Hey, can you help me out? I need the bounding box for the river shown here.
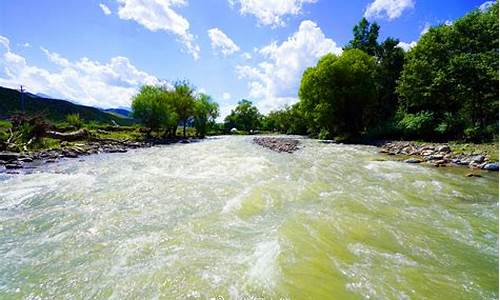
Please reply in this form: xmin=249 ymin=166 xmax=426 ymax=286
xmin=0 ymin=136 xmax=498 ymax=299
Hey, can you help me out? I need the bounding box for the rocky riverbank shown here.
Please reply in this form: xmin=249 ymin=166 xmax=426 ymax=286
xmin=253 ymin=137 xmax=300 ymax=153
xmin=0 ymin=138 xmax=194 ymax=173
xmin=379 ymin=141 xmax=499 ymax=171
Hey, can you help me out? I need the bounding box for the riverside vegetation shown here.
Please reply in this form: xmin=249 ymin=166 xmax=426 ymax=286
xmin=0 ymin=3 xmax=498 ymax=173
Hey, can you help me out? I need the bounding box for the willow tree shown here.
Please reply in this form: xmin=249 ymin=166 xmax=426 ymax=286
xmin=193 ymin=93 xmax=219 ymax=137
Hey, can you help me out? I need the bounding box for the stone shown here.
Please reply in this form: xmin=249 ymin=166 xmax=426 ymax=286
xmin=19 ymin=157 xmax=33 ymax=163
xmin=0 ymin=152 xmax=20 ymax=161
xmin=404 ymin=158 xmax=422 ymax=164
xmin=437 ymin=145 xmax=451 ymax=153
xmin=430 ymin=154 xmax=444 ymax=160
xmin=482 ymin=162 xmax=499 ymax=171
xmin=471 ymin=155 xmax=485 ymax=163
xmin=62 ymin=150 xmax=78 ymax=158
xmin=5 ymin=163 xmax=22 ymax=169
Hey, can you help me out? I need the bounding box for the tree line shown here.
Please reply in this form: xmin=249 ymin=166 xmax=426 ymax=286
xmin=132 ymin=81 xmax=219 ymax=138
xmin=240 ymin=3 xmax=497 ymax=142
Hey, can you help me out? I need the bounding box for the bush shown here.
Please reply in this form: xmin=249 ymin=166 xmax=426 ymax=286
xmin=66 ymin=113 xmax=83 ymax=129
xmin=397 ymin=111 xmax=436 ymax=138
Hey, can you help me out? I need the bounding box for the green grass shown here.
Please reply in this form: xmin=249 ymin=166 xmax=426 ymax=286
xmin=410 ymin=140 xmax=499 ymax=161
xmin=449 ymin=142 xmax=499 ymax=161
xmin=0 ymin=120 xmax=12 ymax=129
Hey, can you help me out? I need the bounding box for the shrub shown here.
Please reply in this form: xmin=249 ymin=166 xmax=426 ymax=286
xmin=66 ymin=113 xmax=82 ymax=129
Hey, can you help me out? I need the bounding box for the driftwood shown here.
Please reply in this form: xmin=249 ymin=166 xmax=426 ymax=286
xmin=45 ymin=128 xmax=90 ymax=141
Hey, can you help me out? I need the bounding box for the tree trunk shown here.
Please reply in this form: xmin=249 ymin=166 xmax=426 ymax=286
xmin=45 ymin=129 xmax=90 ymax=141
xmin=183 ymin=121 xmax=187 ymax=139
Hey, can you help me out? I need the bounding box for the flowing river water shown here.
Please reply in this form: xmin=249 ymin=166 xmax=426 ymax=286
xmin=0 ymin=136 xmax=498 ymax=299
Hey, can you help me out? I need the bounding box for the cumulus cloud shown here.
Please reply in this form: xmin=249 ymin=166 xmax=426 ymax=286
xmin=116 ymin=0 xmax=200 ymax=60
xmin=236 ymin=20 xmax=341 ymax=113
xmin=241 ymin=52 xmax=252 ymax=60
xmin=229 ymin=0 xmax=317 ymax=27
xmin=397 ymin=41 xmax=416 ymax=51
xmin=364 ymin=0 xmax=415 ymax=20
xmin=99 ymin=3 xmax=112 ymax=15
xmin=207 ymin=28 xmax=240 ymax=56
xmin=222 ymin=92 xmax=231 ymax=100
xmin=479 ymin=1 xmax=495 ymax=11
xmin=0 ymin=35 xmax=158 ymax=108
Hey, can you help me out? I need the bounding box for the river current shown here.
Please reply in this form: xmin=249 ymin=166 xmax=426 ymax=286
xmin=0 ymin=136 xmax=498 ymax=299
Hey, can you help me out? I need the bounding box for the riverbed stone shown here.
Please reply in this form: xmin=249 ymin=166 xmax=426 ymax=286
xmin=438 ymin=145 xmax=451 ymax=153
xmin=471 ymin=155 xmax=485 ymax=163
xmin=404 ymin=158 xmax=422 ymax=163
xmin=0 ymin=152 xmax=21 ymax=161
xmin=482 ymin=162 xmax=499 ymax=171
xmin=5 ymin=163 xmax=23 ymax=169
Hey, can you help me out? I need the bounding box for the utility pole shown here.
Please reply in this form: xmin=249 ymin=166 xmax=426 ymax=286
xmin=19 ymin=85 xmax=25 ymax=113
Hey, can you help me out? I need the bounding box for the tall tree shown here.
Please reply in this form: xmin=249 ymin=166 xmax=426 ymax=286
xmin=170 ymin=81 xmax=196 ymax=139
xmin=397 ymin=2 xmax=498 ymax=140
xmin=132 ymin=85 xmax=173 ymax=136
xmin=345 ymin=17 xmax=380 ymax=56
xmin=224 ymin=100 xmax=262 ymax=132
xmin=193 ymin=93 xmax=219 ymax=137
xmin=299 ymin=49 xmax=377 ymax=139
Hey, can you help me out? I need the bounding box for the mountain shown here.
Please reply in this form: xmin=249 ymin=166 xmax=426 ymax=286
xmin=104 ymin=108 xmax=132 ymax=118
xmin=0 ymin=86 xmax=135 ymax=125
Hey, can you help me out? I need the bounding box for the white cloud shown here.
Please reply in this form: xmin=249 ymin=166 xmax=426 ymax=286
xmin=116 ymin=0 xmax=200 ymax=60
xmin=364 ymin=0 xmax=415 ymax=20
xmin=420 ymin=22 xmax=431 ymax=36
xmin=0 ymin=35 xmax=158 ymax=108
xmin=99 ymin=3 xmax=112 ymax=15
xmin=217 ymin=103 xmax=236 ymax=122
xmin=229 ymin=0 xmax=317 ymax=27
xmin=236 ymin=20 xmax=341 ymax=113
xmin=241 ymin=52 xmax=252 ymax=60
xmin=207 ymin=28 xmax=240 ymax=56
xmin=397 ymin=41 xmax=416 ymax=51
xmin=222 ymin=92 xmax=231 ymax=100
xmin=479 ymin=1 xmax=495 ymax=11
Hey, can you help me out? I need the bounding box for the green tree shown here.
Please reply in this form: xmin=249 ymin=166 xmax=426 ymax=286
xmin=66 ymin=113 xmax=82 ymax=129
xmin=132 ymin=85 xmax=173 ymax=136
xmin=299 ymin=49 xmax=377 ymax=139
xmin=397 ymin=2 xmax=498 ymax=140
xmin=193 ymin=93 xmax=219 ymax=137
xmin=169 ymin=81 xmax=196 ymax=139
xmin=345 ymin=17 xmax=380 ymax=56
xmin=262 ymin=104 xmax=308 ymax=135
xmin=224 ymin=100 xmax=262 ymax=132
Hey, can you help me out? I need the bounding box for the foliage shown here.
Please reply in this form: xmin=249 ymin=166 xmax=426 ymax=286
xmin=66 ymin=113 xmax=82 ymax=129
xmin=169 ymin=81 xmax=196 ymax=138
xmin=397 ymin=111 xmax=436 ymax=138
xmin=224 ymin=100 xmax=262 ymax=132
xmin=299 ymin=49 xmax=377 ymax=139
xmin=261 ymin=104 xmax=308 ymax=135
xmin=193 ymin=94 xmax=219 ymax=137
xmin=344 ymin=17 xmax=380 ymax=56
xmin=132 ymin=85 xmax=174 ymax=135
xmin=397 ymin=2 xmax=498 ymax=141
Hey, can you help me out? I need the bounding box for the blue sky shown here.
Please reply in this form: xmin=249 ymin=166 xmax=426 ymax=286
xmin=0 ymin=0 xmax=492 ymax=118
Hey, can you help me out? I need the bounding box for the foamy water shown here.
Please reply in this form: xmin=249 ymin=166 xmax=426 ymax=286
xmin=0 ymin=136 xmax=497 ymax=299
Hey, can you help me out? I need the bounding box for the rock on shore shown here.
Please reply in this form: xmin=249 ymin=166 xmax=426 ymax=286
xmin=0 ymin=139 xmax=154 ymax=172
xmin=380 ymin=141 xmax=498 ymax=171
xmin=253 ymin=137 xmax=300 ymax=153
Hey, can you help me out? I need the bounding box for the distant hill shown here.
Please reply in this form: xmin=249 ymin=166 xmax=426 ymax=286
xmin=104 ymin=108 xmax=132 ymax=118
xmin=0 ymin=86 xmax=136 ymax=125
